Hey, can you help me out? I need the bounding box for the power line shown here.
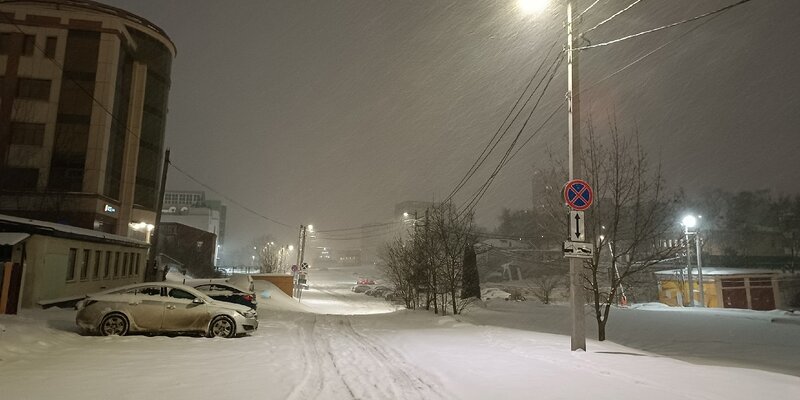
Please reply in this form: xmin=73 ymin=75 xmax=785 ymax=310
xmin=581 ymin=11 xmax=723 ymax=93
xmin=457 ymin=52 xmax=565 ymax=219
xmin=576 ymin=0 xmax=755 ymax=51
xmin=576 ymin=0 xmax=603 ymax=20
xmin=442 ymin=41 xmax=561 ymax=205
xmin=582 ymin=0 xmax=644 ymax=36
xmin=169 ymin=162 xmax=293 ymax=229
xmin=315 ymin=220 xmax=397 ymax=233
xmin=456 ymin=51 xmax=565 ymax=216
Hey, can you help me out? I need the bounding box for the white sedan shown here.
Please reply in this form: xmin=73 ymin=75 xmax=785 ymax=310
xmin=76 ymin=282 xmax=258 ymax=338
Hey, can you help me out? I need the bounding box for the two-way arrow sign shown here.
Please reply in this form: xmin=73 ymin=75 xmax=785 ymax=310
xmin=570 ymin=211 xmax=585 ymax=241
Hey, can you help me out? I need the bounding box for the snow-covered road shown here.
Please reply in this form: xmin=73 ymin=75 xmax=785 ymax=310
xmin=1 ymin=264 xmax=799 ymax=399
xmin=285 ymin=313 xmax=449 ymax=400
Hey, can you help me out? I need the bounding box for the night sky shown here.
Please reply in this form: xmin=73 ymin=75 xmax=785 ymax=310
xmin=101 ymin=0 xmax=800 ymax=255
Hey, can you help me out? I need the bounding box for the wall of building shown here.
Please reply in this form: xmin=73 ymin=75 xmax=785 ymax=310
xmin=157 ymin=222 xmax=217 ymax=279
xmin=17 ymin=234 xmax=146 ymax=307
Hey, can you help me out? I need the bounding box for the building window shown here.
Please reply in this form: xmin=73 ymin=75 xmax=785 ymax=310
xmin=10 ymin=122 xmax=45 ymax=146
xmin=122 ymin=252 xmax=129 ymax=277
xmin=104 ymin=251 xmax=111 ymax=279
xmin=113 ymin=251 xmax=120 ymax=278
xmin=17 ymin=78 xmax=51 ymax=100
xmin=80 ymin=249 xmax=90 ymax=280
xmin=44 ymin=36 xmax=57 ymax=59
xmin=93 ymin=250 xmax=101 ymax=279
xmin=22 ymin=34 xmax=35 ymax=56
xmin=134 ymin=253 xmax=140 ymax=276
xmin=0 ymin=33 xmax=10 ymax=54
xmin=0 ymin=167 xmax=38 ymax=190
xmin=66 ymin=248 xmax=77 ymax=282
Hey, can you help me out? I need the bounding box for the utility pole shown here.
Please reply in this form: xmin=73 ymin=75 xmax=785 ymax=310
xmin=566 ymin=1 xmax=586 ymax=351
xmin=695 ymin=231 xmax=705 ymax=307
xmin=294 ymin=225 xmax=305 ymax=297
xmin=685 ymin=229 xmax=694 ymax=306
xmin=145 ymin=148 xmax=169 ymax=282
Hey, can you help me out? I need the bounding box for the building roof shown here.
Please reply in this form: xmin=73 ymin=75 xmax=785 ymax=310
xmin=0 ymin=213 xmax=149 ymax=248
xmin=654 ymin=267 xmax=787 ymax=277
xmin=0 ymin=0 xmax=176 ymax=54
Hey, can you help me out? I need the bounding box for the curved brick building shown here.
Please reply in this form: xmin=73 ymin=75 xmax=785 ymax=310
xmin=0 ymin=0 xmax=175 ymax=240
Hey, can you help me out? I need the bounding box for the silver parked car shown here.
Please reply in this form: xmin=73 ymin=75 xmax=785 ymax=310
xmin=75 ymin=282 xmax=258 ymax=338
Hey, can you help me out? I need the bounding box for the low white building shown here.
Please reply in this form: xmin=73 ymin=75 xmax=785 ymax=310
xmin=0 ymin=214 xmax=148 ymax=312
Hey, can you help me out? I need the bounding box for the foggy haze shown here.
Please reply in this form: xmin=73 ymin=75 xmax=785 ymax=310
xmin=100 ymin=0 xmax=800 ymax=255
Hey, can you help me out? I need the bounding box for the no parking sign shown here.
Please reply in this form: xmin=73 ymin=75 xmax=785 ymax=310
xmin=563 ymin=179 xmax=593 ymax=211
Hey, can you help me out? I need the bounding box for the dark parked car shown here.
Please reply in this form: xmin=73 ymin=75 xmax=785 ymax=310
xmin=192 ymin=283 xmax=257 ymax=309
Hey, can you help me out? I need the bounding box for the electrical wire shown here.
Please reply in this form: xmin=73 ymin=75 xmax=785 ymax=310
xmin=581 ymin=11 xmax=722 ymax=93
xmin=457 ymin=52 xmax=565 ymax=220
xmin=582 ymin=0 xmax=644 ymax=36
xmin=457 ymin=51 xmax=565 ymax=216
xmin=441 ymin=41 xmax=561 ymax=206
xmin=576 ymin=0 xmax=754 ymax=51
xmin=315 ymin=221 xmax=397 ymax=233
xmin=169 ymin=162 xmax=293 ymax=228
xmin=576 ymin=0 xmax=603 ymax=20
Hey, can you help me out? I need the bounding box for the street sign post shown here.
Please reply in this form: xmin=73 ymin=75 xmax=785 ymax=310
xmin=563 ymin=241 xmax=594 ymax=259
xmin=569 ymin=211 xmax=585 ymax=241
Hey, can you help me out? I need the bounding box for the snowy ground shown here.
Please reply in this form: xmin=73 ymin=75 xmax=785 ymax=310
xmin=1 ymin=264 xmax=798 ymax=400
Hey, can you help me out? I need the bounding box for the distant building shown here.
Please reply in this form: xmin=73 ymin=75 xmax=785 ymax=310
xmin=0 ymin=0 xmax=176 ymax=239
xmin=654 ymin=267 xmax=800 ymax=310
xmin=161 ymin=190 xmax=227 ymax=265
xmin=157 ymin=222 xmax=217 ymax=279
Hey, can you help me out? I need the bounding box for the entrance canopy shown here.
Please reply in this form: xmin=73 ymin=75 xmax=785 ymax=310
xmin=0 ymin=233 xmax=30 ymax=246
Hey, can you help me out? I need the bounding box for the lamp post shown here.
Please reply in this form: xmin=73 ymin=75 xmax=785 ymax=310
xmin=681 ymin=215 xmax=705 ymax=307
xmin=519 ymin=0 xmax=584 ymax=351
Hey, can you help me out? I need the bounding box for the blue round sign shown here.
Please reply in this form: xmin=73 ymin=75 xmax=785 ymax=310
xmin=564 ymin=179 xmax=593 ymax=211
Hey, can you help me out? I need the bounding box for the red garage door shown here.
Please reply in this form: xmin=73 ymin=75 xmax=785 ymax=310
xmin=749 ymin=278 xmax=775 ymax=310
xmin=721 ymin=278 xmax=748 ymax=309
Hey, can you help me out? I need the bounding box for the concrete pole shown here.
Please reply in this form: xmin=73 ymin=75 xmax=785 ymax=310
xmin=567 ymin=1 xmax=586 ymax=351
xmin=695 ymin=232 xmax=705 ymax=307
xmin=145 ymin=148 xmax=169 ymax=282
xmin=685 ymin=230 xmax=694 ymax=306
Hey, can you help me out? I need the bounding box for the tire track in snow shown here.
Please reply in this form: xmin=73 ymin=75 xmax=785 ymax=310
xmin=286 ymin=314 xmax=448 ymax=400
xmin=336 ymin=316 xmax=447 ymax=400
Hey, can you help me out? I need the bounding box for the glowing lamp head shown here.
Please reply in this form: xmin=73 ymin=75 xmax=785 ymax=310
xmin=682 ymin=215 xmax=698 ymax=228
xmin=518 ymin=0 xmax=549 ymax=14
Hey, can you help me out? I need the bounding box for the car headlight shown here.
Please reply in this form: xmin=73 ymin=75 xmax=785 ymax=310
xmin=237 ymin=310 xmax=257 ymax=319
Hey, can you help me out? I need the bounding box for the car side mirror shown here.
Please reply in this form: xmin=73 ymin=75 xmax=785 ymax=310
xmin=192 ymin=298 xmax=205 ymax=304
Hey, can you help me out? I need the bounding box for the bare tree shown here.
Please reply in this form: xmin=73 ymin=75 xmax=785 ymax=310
xmin=252 ymin=235 xmax=281 ymax=273
xmin=425 ymin=203 xmax=474 ymax=315
xmin=530 ymin=275 xmax=562 ymax=304
xmin=579 ymin=117 xmax=683 ymax=341
xmin=378 ymin=237 xmax=418 ymax=309
xmin=378 ymin=202 xmax=475 ymax=315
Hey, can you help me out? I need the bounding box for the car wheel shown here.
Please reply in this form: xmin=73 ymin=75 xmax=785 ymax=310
xmin=100 ymin=313 xmax=129 ymax=336
xmin=208 ymin=315 xmax=236 ymax=338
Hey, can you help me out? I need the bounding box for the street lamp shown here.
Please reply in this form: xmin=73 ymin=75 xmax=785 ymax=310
xmin=517 ymin=0 xmax=584 ymax=351
xmin=518 ymin=0 xmax=548 ymax=14
xmin=681 ymin=214 xmax=705 ymax=307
